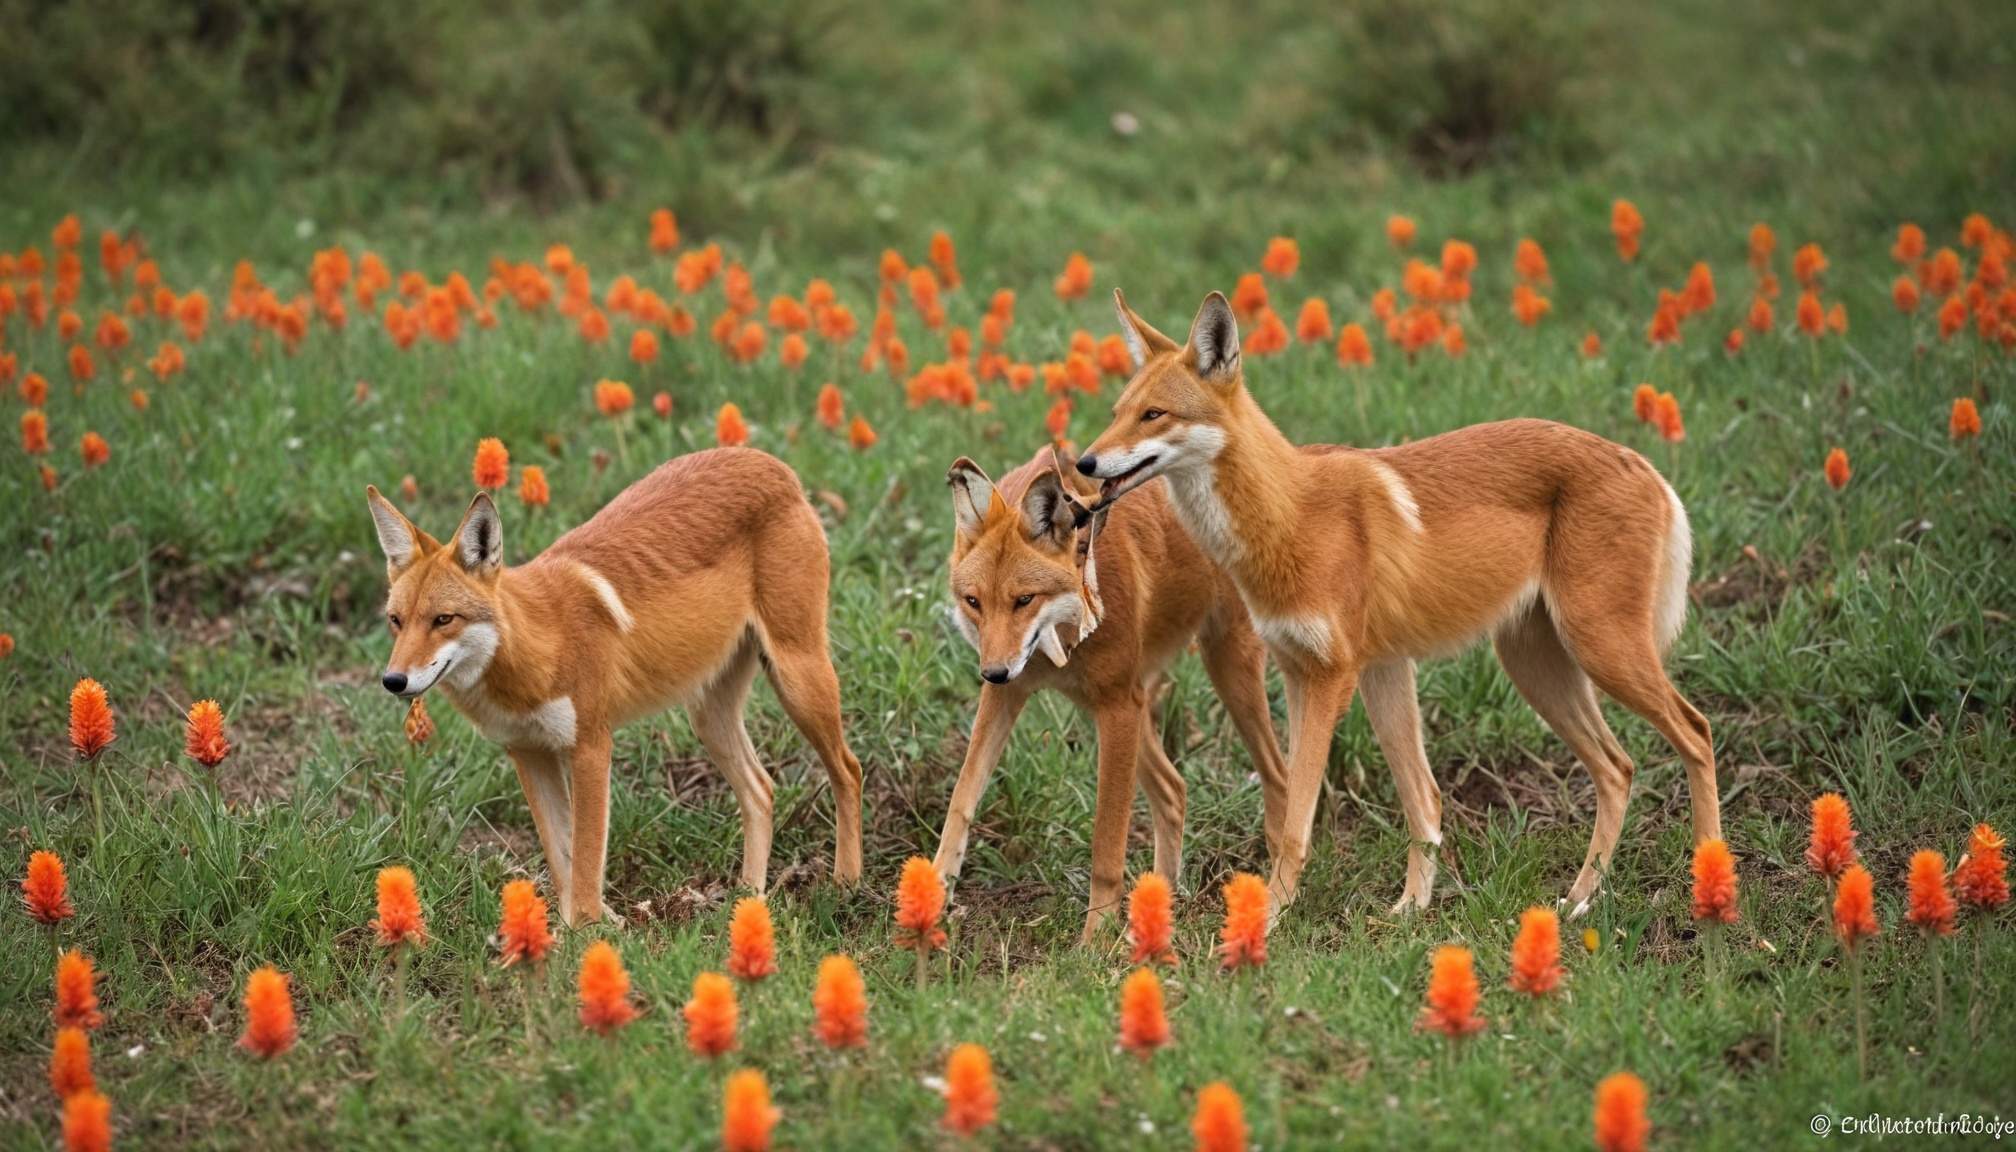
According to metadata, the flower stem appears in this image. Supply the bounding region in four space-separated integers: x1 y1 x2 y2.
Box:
1850 950 1868 1080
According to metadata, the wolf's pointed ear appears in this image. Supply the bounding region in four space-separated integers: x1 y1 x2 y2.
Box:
1185 291 1241 385
366 485 436 577
1020 464 1086 552
450 493 504 577
946 457 1002 542
1114 288 1177 370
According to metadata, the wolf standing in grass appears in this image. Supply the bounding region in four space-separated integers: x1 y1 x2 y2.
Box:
366 447 865 927
1078 290 1717 917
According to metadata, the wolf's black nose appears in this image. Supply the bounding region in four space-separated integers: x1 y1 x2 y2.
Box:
381 672 409 694
1075 454 1098 477
981 666 1011 685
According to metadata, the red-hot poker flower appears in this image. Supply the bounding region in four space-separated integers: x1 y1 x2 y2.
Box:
1807 793 1856 879
653 391 673 419
1192 1082 1248 1152
1294 298 1332 342
80 432 109 469
1245 307 1289 355
1582 332 1603 358
1953 824 2008 910
629 328 659 365
812 954 868 1049
1046 397 1072 442
1924 248 1963 297
576 941 639 1036
1906 850 1956 936
23 850 76 924
1960 213 1993 247
239 965 297 1058
498 879 555 967
1261 236 1299 278
1748 296 1774 333
929 230 962 289
1950 398 1981 441
68 345 94 382
941 1043 998 1134
895 857 948 953
848 416 877 451
518 466 550 508
684 971 739 1057
727 897 777 981
1118 967 1170 1055
1833 863 1879 952
372 866 426 947
1891 223 1925 265
816 383 844 430
1893 276 1921 314
1797 292 1825 335
1654 392 1684 443
55 950 104 1030
1515 237 1550 283
473 438 509 490
1593 1072 1651 1152
1512 283 1552 326
1336 322 1373 367
1128 872 1176 965
69 679 115 760
1218 872 1268 970
1937 294 1967 339
1793 243 1827 289
184 699 229 767
1230 273 1269 321
716 402 750 447
722 1068 780 1152
649 208 679 254
1387 215 1416 248
51 1025 93 1098
1054 252 1093 300
404 697 434 744
1632 383 1659 424
1823 447 1850 492
594 379 634 416
1418 945 1486 1037
1508 906 1564 996
61 1088 111 1152
1691 839 1740 923
1611 200 1644 262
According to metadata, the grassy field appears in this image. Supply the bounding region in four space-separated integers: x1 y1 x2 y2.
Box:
3 0 2015 1147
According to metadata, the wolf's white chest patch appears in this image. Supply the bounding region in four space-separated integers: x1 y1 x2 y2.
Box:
1249 610 1337 664
459 693 578 751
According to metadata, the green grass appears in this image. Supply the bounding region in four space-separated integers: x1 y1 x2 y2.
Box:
3 0 2015 1147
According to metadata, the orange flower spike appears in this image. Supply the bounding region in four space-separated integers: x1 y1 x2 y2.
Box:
1417 945 1486 1037
55 950 104 1030
1118 967 1171 1055
68 345 94 382
51 1025 94 1098
403 697 434 744
1054 252 1094 301
80 432 110 469
1217 872 1269 970
1937 295 1967 339
629 328 660 366
1960 213 1993 247
1950 398 1981 441
1127 872 1176 965
1294 298 1333 343
1890 223 1924 265
847 415 878 451
1507 906 1564 996
654 391 673 419
1833 863 1880 952
1514 237 1550 283
929 229 962 288
726 897 777 981
576 940 639 1036
1191 1082 1249 1152
238 965 298 1058
498 879 555 967
716 402 750 447
1906 850 1956 937
184 699 229 767
1793 242 1827 289
21 370 49 407
816 383 844 430
1826 301 1848 335
1654 392 1684 443
594 379 635 416
1440 239 1477 282
779 332 809 368
941 1043 998 1134
1336 322 1373 367
1511 283 1551 326
1893 276 1921 314
1924 248 1963 296
61 1089 112 1152
69 679 116 760
811 954 868 1049
649 208 680 254
1807 793 1857 878
1611 199 1644 262
1747 296 1774 334
372 866 426 947
1631 383 1659 424
1244 307 1289 356
53 214 82 250
1440 322 1466 358
1261 236 1300 278
1690 838 1740 924
518 466 550 508
1953 824 2009 910
894 856 948 952
1582 332 1603 358
1593 1072 1651 1152
1386 215 1417 248
684 971 739 1057
1823 447 1851 492
722 1069 780 1152
1681 262 1716 314
472 438 509 490
24 850 77 924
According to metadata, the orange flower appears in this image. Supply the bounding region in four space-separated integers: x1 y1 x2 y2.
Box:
372 866 426 947
779 332 809 369
1512 283 1551 326
1191 1082 1248 1152
1440 322 1467 358
1440 239 1477 282
1294 298 1333 343
498 879 554 968
69 679 115 760
1950 397 1981 440
1582 331 1602 358
1261 236 1300 278
21 370 48 406
629 328 659 365
1905 849 1956 937
68 344 94 382
649 208 680 254
654 391 673 419
1937 294 1967 339
722 1068 779 1152
1230 273 1269 322
812 954 868 1049
1961 213 1993 247
1611 200 1644 262
576 940 639 1036
726 896 777 981
1593 1072 1650 1152
24 850 76 924
1893 276 1921 313
1386 215 1417 248
1891 223 1924 265
1680 262 1716 315
1336 322 1373 367
595 379 635 416
929 230 962 289
59 310 82 340
1826 301 1848 334
0 632 10 659
1371 288 1397 321
93 312 130 352
847 415 877 451
730 322 767 363
238 965 297 1058
1823 447 1850 492
1690 838 1739 924
1654 392 1684 443
1118 967 1170 1055
42 464 59 490
1128 872 1176 965
518 466 550 507
1807 794 1857 878
53 214 82 250
1514 237 1550 283
895 857 948 952
61 1088 111 1152
1923 248 1963 296
684 971 739 1057
1244 307 1289 355
184 700 229 767
23 410 51 456
1630 384 1658 424
816 383 844 430
51 1025 93 1099
1724 329 1745 356
473 438 509 490
1054 252 1094 300
1218 872 1268 970
816 303 857 343
147 340 185 380
1647 294 1681 346
716 402 750 447
80 432 109 469
941 1043 998 1134
1417 944 1486 1037
1833 863 1879 952
1792 242 1827 289
55 950 104 1030
578 308 611 342
1508 907 1563 996
1953 824 2008 910
127 391 149 412
1747 296 1774 333
1795 291 1824 336
403 697 433 744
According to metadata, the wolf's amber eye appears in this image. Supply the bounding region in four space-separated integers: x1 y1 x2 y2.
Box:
1141 408 1165 422
1015 594 1035 608
964 596 980 610
432 614 454 628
